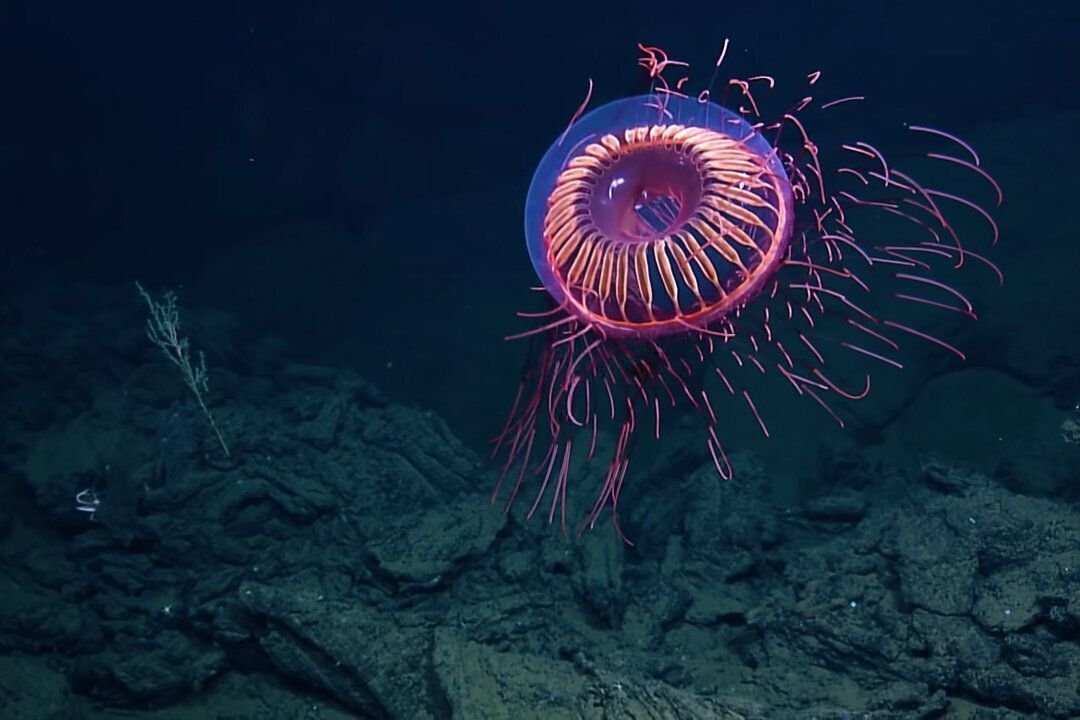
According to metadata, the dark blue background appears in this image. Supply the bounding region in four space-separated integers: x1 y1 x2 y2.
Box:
2 1 1075 447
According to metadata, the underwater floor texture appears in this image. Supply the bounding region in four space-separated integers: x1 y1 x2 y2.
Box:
0 273 1078 720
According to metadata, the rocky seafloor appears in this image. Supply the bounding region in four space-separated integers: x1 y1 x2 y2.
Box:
0 283 1078 720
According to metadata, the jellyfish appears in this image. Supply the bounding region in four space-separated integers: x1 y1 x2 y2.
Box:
493 42 1001 540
